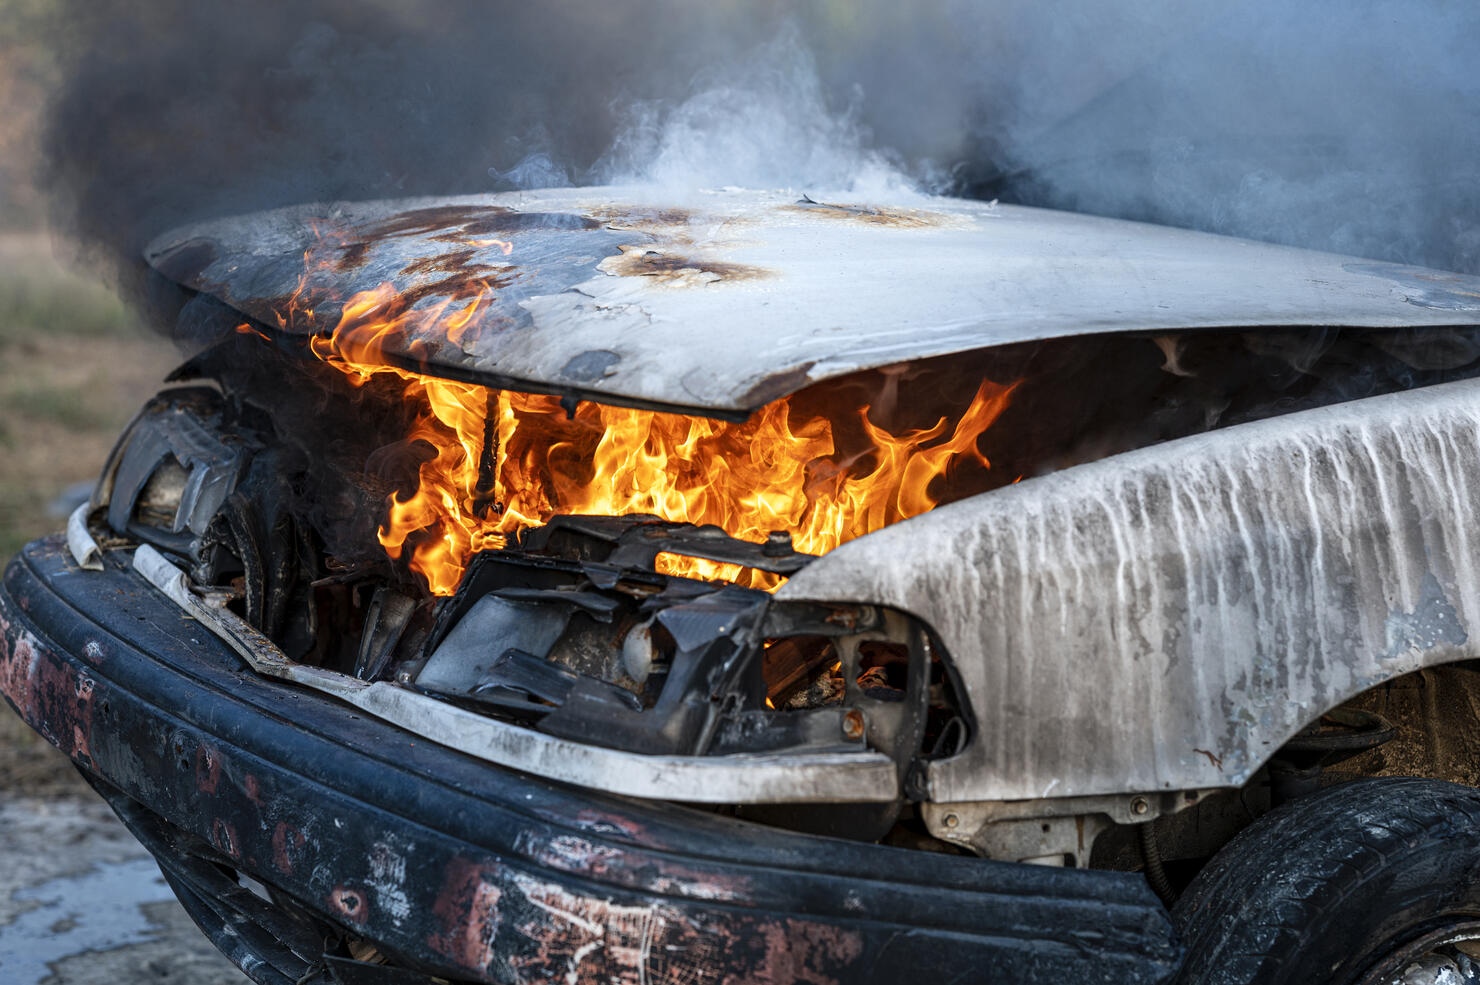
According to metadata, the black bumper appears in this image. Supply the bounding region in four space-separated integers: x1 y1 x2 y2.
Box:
0 537 1181 984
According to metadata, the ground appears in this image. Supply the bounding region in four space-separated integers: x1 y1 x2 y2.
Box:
0 235 251 983
0 232 175 796
0 799 251 985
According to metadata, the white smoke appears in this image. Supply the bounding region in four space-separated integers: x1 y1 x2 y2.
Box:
593 29 918 197
970 0 1480 272
38 0 1480 291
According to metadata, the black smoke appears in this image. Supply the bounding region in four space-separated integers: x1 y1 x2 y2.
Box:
39 0 1480 318
43 2 783 305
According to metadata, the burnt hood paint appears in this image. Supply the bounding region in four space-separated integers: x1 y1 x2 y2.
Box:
146 186 1480 416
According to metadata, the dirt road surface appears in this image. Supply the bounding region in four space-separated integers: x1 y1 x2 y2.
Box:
0 795 253 984
0 233 234 981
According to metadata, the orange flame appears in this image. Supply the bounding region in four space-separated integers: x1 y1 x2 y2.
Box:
292 262 1017 595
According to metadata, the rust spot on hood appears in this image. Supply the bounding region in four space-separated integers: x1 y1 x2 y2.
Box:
598 245 768 286
784 196 947 229
333 205 601 271
586 205 697 233
360 204 600 241
395 251 522 313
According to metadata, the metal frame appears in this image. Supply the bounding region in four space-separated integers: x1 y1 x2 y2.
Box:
132 544 899 804
0 540 1183 984
921 790 1213 867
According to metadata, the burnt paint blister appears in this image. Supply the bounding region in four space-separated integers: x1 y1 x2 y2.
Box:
427 855 869 985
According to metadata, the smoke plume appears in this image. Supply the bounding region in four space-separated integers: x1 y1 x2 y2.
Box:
37 0 1480 316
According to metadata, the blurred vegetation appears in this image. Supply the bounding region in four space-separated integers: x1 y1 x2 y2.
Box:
0 239 171 792
0 237 168 553
0 0 66 229
0 4 176 789
0 0 172 553
0 248 140 343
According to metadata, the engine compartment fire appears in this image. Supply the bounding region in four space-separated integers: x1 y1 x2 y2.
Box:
89 329 1025 825
259 198 1023 597
16 187 1480 983
307 315 1018 596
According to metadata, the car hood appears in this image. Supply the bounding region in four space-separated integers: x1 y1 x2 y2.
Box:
147 185 1480 416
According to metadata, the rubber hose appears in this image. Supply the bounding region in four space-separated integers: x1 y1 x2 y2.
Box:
1139 820 1177 908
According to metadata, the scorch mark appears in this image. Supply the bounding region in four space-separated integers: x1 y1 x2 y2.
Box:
272 822 306 875
1193 747 1224 770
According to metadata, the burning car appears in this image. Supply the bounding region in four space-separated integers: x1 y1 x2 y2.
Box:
7 186 1480 984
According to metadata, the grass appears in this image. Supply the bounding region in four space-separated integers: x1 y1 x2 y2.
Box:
1 381 113 431
0 233 174 558
0 260 140 347
0 232 176 795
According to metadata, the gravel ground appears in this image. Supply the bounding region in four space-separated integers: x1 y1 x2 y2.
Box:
0 795 252 984
0 234 245 982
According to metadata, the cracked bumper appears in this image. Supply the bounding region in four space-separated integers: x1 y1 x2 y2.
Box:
1 537 1181 984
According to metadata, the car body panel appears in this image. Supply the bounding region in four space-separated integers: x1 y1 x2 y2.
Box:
129 542 900 804
0 538 1180 984
779 376 1480 802
146 187 1480 416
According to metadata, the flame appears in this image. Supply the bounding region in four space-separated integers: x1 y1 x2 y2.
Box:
235 321 273 342
287 251 1017 596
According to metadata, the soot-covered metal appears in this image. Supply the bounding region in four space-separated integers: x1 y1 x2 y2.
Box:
0 540 1181 981
145 187 1480 416
15 186 1480 984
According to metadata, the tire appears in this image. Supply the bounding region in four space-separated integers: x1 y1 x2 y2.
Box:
1172 777 1480 985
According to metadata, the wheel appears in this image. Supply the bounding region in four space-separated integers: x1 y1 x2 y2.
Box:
1172 776 1480 984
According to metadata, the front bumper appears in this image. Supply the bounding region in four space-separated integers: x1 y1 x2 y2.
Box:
0 536 1181 984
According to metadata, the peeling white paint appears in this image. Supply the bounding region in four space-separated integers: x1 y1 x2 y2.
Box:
367 841 412 927
782 377 1480 802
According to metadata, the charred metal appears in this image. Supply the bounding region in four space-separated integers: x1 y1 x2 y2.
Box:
0 539 1179 983
11 187 1480 983
84 389 960 814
